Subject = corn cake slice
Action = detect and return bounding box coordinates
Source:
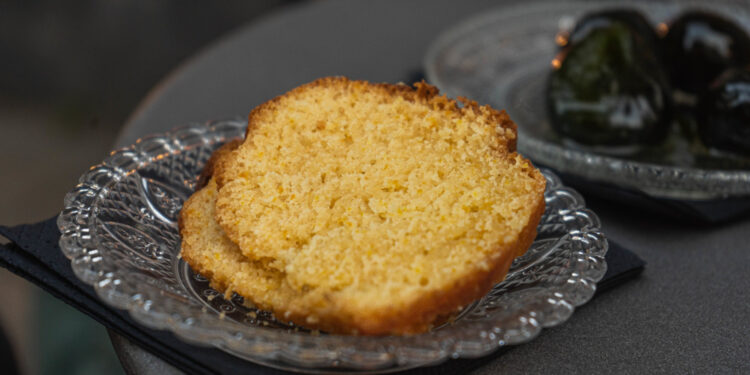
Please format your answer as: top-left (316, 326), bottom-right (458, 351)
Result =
top-left (189, 77), bottom-right (545, 334)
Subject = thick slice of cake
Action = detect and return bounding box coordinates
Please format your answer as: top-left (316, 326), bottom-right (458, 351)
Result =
top-left (185, 77), bottom-right (546, 335)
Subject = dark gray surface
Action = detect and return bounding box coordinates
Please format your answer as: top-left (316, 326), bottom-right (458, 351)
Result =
top-left (108, 331), bottom-right (181, 375)
top-left (114, 0), bottom-right (750, 373)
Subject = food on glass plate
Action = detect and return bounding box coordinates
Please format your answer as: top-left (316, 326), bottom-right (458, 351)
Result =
top-left (547, 8), bottom-right (750, 161)
top-left (180, 77), bottom-right (546, 335)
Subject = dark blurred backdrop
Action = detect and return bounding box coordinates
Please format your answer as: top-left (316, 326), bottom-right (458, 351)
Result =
top-left (0, 2), bottom-right (301, 374)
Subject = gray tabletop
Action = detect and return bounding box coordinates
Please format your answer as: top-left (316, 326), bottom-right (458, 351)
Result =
top-left (114, 0), bottom-right (750, 373)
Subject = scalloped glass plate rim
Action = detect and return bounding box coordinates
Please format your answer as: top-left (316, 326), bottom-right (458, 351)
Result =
top-left (423, 0), bottom-right (750, 201)
top-left (57, 119), bottom-right (608, 373)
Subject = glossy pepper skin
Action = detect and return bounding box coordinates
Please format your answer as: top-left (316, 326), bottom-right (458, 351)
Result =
top-left (698, 68), bottom-right (750, 156)
top-left (547, 20), bottom-right (671, 147)
top-left (663, 11), bottom-right (750, 95)
top-left (566, 9), bottom-right (660, 53)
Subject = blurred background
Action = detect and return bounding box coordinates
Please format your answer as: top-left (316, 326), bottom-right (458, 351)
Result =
top-left (0, 1), bottom-right (303, 374)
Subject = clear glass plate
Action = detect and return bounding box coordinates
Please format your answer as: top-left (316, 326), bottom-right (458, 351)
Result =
top-left (58, 120), bottom-right (607, 373)
top-left (425, 0), bottom-right (750, 200)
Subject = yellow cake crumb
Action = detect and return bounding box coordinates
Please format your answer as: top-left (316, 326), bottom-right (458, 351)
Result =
top-left (181, 77), bottom-right (546, 335)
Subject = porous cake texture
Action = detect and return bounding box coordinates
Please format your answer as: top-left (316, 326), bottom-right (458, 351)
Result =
top-left (180, 77), bottom-right (546, 335)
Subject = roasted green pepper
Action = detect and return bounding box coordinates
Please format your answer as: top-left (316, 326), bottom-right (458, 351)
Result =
top-left (698, 68), bottom-right (750, 156)
top-left (547, 20), bottom-right (671, 148)
top-left (663, 11), bottom-right (750, 95)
